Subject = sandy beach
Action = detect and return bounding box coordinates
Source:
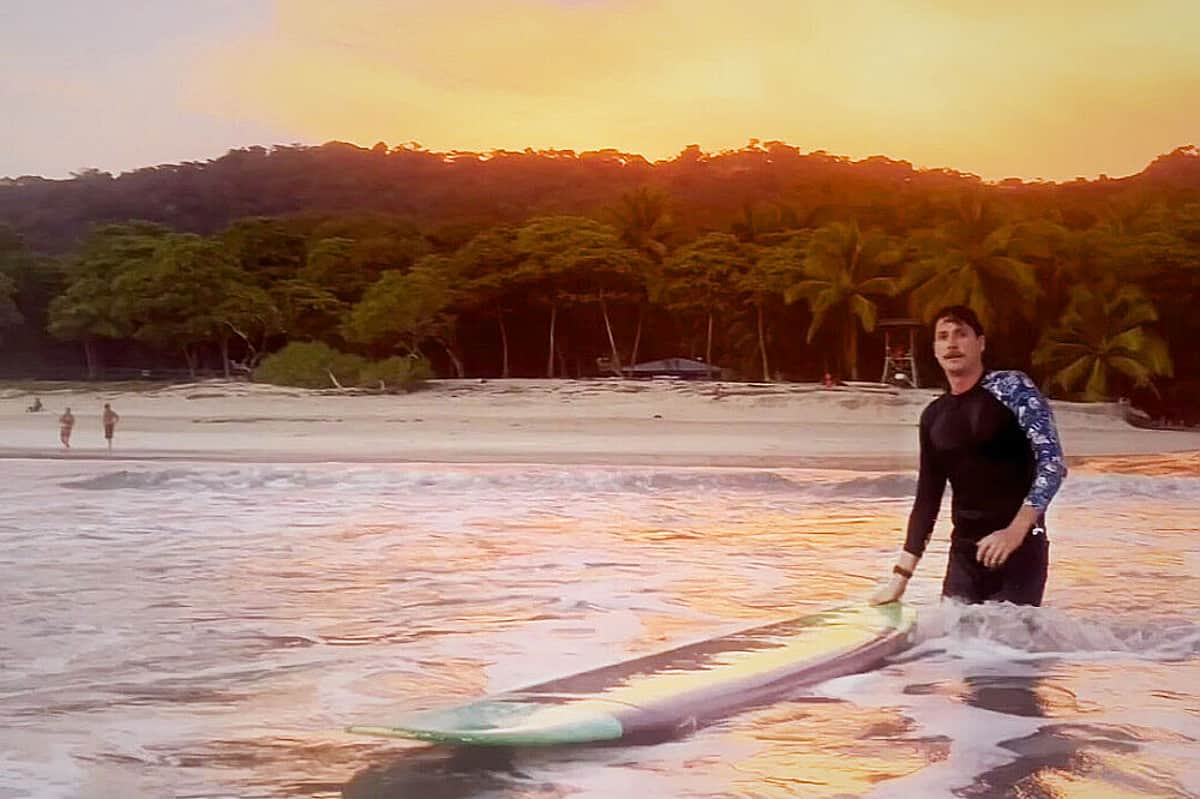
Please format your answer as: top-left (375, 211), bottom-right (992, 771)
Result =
top-left (2, 379), bottom-right (1197, 469)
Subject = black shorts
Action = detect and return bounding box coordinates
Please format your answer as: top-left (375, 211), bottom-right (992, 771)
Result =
top-left (104, 424), bottom-right (114, 439)
top-left (942, 528), bottom-right (1049, 606)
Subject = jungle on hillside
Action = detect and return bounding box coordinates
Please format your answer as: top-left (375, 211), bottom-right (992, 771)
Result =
top-left (1, 141), bottom-right (1197, 422)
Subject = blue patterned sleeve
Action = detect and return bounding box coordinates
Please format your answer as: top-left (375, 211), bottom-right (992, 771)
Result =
top-left (983, 371), bottom-right (1068, 509)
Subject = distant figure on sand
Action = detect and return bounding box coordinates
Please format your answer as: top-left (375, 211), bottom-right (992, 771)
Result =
top-left (59, 408), bottom-right (75, 449)
top-left (26, 397), bottom-right (43, 412)
top-left (102, 403), bottom-right (120, 451)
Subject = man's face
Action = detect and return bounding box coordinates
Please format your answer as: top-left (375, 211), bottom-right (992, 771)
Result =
top-left (933, 317), bottom-right (985, 376)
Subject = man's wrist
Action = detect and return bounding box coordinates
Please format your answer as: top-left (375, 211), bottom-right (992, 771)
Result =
top-left (1013, 505), bottom-right (1041, 532)
top-left (1006, 522), bottom-right (1033, 539)
top-left (892, 564), bottom-right (913, 580)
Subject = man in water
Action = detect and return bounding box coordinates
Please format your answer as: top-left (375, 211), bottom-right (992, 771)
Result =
top-left (871, 305), bottom-right (1067, 607)
top-left (59, 407), bottom-right (75, 449)
top-left (102, 403), bottom-right (120, 452)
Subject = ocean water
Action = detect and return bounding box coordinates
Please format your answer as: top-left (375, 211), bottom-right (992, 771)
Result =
top-left (1, 458), bottom-right (1197, 798)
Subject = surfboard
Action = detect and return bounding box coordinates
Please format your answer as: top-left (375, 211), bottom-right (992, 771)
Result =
top-left (346, 601), bottom-right (916, 746)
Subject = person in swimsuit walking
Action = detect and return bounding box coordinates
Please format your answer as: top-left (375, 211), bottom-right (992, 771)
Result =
top-left (59, 407), bottom-right (75, 449)
top-left (102, 403), bottom-right (120, 451)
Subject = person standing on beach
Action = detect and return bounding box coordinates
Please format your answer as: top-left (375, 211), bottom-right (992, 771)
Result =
top-left (870, 305), bottom-right (1067, 607)
top-left (59, 407), bottom-right (75, 449)
top-left (102, 403), bottom-right (120, 451)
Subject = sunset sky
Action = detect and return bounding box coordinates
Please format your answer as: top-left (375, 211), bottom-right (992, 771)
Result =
top-left (4, 0), bottom-right (1198, 181)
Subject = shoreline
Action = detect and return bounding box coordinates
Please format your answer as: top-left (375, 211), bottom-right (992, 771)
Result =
top-left (4, 448), bottom-right (1199, 476)
top-left (0, 447), bottom-right (926, 471)
top-left (3, 379), bottom-right (1199, 472)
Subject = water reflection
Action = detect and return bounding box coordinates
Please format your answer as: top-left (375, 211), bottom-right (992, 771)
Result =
top-left (345, 747), bottom-right (576, 799)
top-left (0, 459), bottom-right (1197, 798)
top-left (713, 700), bottom-right (947, 799)
top-left (962, 723), bottom-right (1195, 798)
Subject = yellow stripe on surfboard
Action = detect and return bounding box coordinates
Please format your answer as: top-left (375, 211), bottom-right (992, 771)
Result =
top-left (521, 603), bottom-right (915, 728)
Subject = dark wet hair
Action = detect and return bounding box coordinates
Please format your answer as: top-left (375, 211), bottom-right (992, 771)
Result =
top-left (931, 305), bottom-right (984, 337)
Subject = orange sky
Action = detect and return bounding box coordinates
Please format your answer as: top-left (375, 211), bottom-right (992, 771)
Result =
top-left (196, 0), bottom-right (1199, 181)
top-left (4, 1), bottom-right (1196, 180)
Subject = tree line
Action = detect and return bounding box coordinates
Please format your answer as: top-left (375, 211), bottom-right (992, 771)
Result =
top-left (0, 141), bottom-right (1197, 420)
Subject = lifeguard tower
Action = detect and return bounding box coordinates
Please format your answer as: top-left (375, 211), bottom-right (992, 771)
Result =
top-left (878, 318), bottom-right (922, 388)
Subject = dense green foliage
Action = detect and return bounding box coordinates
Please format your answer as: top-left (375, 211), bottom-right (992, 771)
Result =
top-left (253, 342), bottom-right (430, 392)
top-left (252, 342), bottom-right (367, 390)
top-left (1, 141), bottom-right (1198, 420)
top-left (357, 356), bottom-right (434, 393)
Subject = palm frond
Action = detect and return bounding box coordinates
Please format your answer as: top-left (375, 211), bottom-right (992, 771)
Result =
top-left (858, 276), bottom-right (900, 297)
top-left (784, 279), bottom-right (831, 305)
top-left (849, 295), bottom-right (879, 331)
top-left (1106, 355), bottom-right (1156, 387)
top-left (1083, 360), bottom-right (1110, 401)
top-left (807, 306), bottom-right (832, 344)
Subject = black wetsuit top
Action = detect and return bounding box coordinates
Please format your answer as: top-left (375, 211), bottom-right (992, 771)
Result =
top-left (905, 370), bottom-right (1067, 558)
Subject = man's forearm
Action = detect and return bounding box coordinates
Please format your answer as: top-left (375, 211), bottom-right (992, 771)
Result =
top-left (1008, 504), bottom-right (1041, 534)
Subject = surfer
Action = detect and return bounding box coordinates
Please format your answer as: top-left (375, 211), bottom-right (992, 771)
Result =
top-left (870, 305), bottom-right (1067, 607)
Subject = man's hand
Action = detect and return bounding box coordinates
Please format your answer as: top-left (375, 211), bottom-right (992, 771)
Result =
top-left (869, 574), bottom-right (908, 605)
top-left (975, 525), bottom-right (1029, 569)
top-left (871, 551), bottom-right (919, 604)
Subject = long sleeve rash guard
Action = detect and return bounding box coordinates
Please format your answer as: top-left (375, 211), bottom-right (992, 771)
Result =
top-left (904, 370), bottom-right (1067, 558)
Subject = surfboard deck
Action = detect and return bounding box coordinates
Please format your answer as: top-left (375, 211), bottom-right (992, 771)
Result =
top-left (347, 601), bottom-right (916, 747)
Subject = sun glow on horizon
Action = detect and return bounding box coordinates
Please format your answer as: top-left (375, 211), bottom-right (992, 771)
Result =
top-left (5, 1), bottom-right (1197, 181)
top-left (189, 0), bottom-right (1200, 182)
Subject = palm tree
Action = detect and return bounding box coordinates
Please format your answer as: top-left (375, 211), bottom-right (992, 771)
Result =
top-left (904, 193), bottom-right (1050, 332)
top-left (785, 222), bottom-right (902, 380)
top-left (748, 232), bottom-right (810, 381)
top-left (731, 201), bottom-right (795, 244)
top-left (607, 188), bottom-right (671, 366)
top-left (1037, 225), bottom-right (1124, 324)
top-left (1032, 284), bottom-right (1172, 401)
top-left (607, 187), bottom-right (671, 261)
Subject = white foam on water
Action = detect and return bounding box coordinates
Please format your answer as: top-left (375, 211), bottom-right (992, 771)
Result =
top-left (1, 457), bottom-right (1197, 798)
